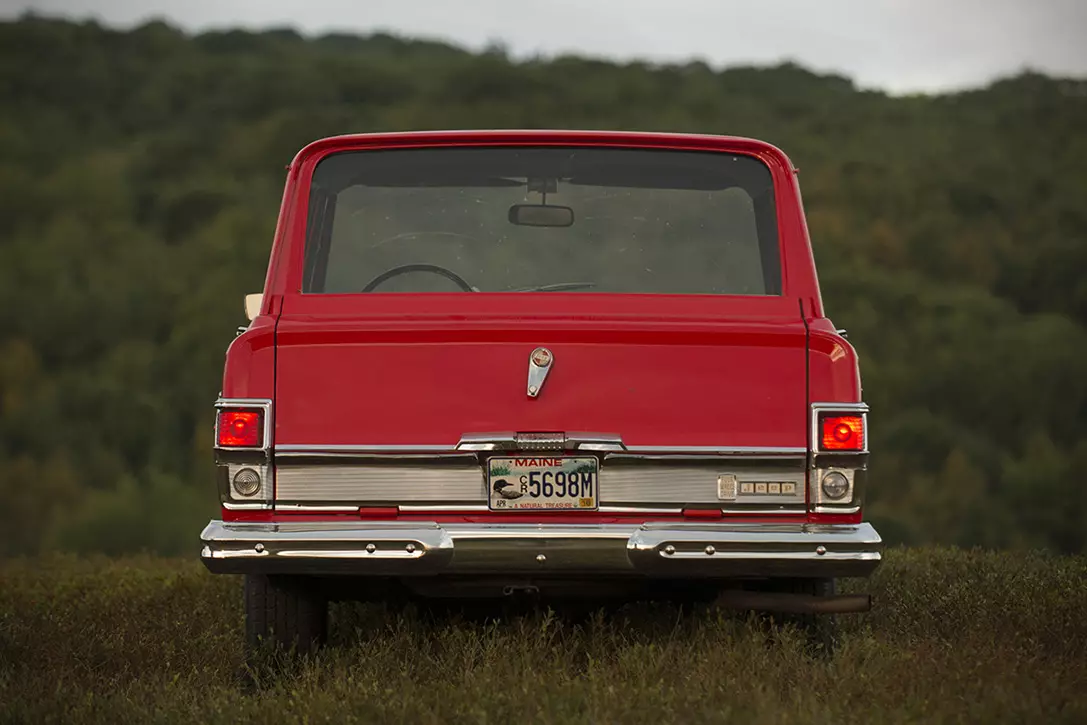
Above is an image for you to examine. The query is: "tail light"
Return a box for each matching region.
[819,414,865,451]
[217,409,265,448]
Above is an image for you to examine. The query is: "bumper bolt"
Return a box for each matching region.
[365,543,376,554]
[663,545,675,556]
[816,545,827,556]
[406,543,416,553]
[255,543,265,553]
[705,545,716,555]
[536,553,547,563]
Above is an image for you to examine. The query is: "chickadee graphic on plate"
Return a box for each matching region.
[493,480,523,499]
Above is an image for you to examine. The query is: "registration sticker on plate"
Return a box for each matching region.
[488,457,598,511]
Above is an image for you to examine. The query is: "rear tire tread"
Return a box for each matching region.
[245,574,327,656]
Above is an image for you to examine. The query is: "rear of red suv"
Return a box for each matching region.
[201,130,881,655]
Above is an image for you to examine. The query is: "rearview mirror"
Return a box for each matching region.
[508,204,574,228]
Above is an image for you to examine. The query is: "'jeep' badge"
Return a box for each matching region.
[527,347,553,398]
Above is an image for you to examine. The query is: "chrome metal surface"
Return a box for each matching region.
[200,521,883,578]
[513,432,564,450]
[219,462,272,506]
[810,402,869,454]
[455,432,516,451]
[600,466,805,507]
[597,506,684,514]
[272,461,810,510]
[274,441,806,457]
[455,432,624,452]
[275,445,460,456]
[214,398,273,452]
[527,347,553,398]
[274,463,484,502]
[627,522,882,577]
[809,467,857,511]
[274,503,360,512]
[221,501,273,511]
[565,433,625,452]
[396,504,491,513]
[620,447,807,457]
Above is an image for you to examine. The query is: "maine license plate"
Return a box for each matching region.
[488,457,598,511]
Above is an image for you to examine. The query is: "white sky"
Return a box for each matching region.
[4,0,1087,93]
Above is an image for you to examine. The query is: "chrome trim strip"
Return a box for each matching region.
[457,432,626,452]
[214,398,273,452]
[566,432,625,451]
[621,446,807,457]
[598,506,684,514]
[274,504,360,512]
[221,501,273,511]
[274,463,484,502]
[456,432,516,451]
[601,466,805,505]
[276,444,455,454]
[200,521,883,578]
[813,505,862,515]
[397,504,491,512]
[273,443,804,457]
[810,402,869,454]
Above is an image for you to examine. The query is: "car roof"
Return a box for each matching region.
[289,130,793,170]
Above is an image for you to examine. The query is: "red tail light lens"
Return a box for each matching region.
[820,414,864,451]
[217,409,264,447]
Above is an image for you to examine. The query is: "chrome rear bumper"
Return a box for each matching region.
[200,520,882,578]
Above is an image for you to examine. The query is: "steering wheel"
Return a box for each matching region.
[361,263,476,293]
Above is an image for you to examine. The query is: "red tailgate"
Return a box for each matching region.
[273,294,806,449]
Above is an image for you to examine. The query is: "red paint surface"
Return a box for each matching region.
[274,301,808,447]
[220,130,869,525]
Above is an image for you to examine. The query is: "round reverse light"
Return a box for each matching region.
[232,468,261,497]
[820,471,850,500]
[531,347,553,367]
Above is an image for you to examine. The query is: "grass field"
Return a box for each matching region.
[1,548,1085,724]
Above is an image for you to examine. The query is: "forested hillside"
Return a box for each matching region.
[1,17,1084,555]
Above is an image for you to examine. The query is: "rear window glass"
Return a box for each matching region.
[303,146,781,294]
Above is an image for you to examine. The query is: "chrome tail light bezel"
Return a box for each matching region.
[809,402,869,514]
[214,398,273,510]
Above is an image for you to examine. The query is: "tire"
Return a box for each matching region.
[244,574,328,656]
[763,577,838,656]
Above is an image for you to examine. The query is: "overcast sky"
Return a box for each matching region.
[5,0,1087,93]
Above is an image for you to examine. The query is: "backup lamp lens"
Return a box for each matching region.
[217,409,263,447]
[820,471,850,500]
[231,468,262,497]
[820,414,864,451]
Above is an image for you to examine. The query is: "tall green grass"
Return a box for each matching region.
[1,548,1084,724]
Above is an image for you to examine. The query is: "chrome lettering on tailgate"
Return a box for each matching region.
[488,456,597,510]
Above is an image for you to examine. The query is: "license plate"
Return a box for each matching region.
[487,456,598,511]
